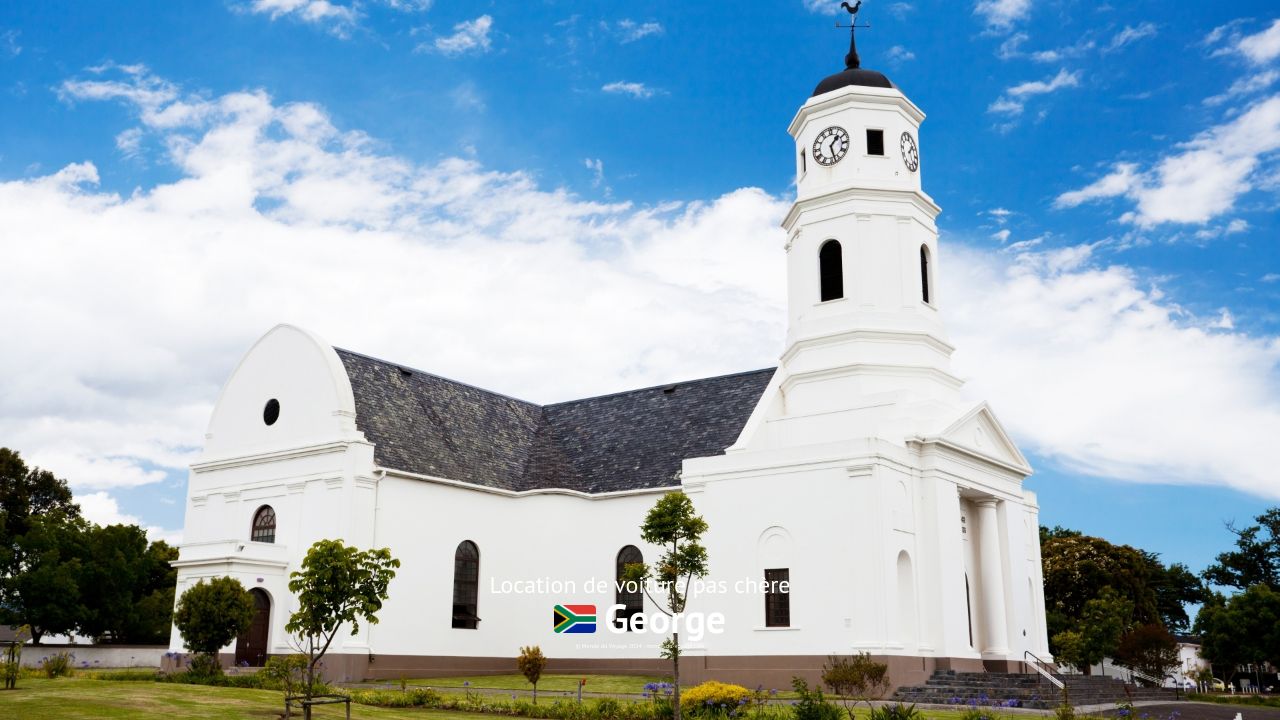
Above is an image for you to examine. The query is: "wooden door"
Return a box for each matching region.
[235,589,270,667]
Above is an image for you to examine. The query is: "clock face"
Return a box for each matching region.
[900,131,919,172]
[812,126,850,167]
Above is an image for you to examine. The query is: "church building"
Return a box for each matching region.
[169,46,1052,688]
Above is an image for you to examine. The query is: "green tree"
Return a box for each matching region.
[1203,508,1280,591]
[285,539,399,716]
[1051,587,1133,675]
[622,491,709,720]
[78,525,178,643]
[173,577,256,675]
[8,515,87,643]
[1195,585,1280,682]
[0,449,81,634]
[1041,532,1157,643]
[517,645,547,703]
[1141,555,1205,633]
[1115,623,1180,682]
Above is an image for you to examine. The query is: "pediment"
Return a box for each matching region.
[929,402,1032,476]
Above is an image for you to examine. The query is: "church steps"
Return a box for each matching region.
[892,671,1182,709]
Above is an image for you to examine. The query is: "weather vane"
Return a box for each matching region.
[835,0,870,70]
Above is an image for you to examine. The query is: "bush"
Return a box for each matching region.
[261,653,313,695]
[792,678,844,720]
[518,646,549,703]
[39,652,73,678]
[172,577,255,678]
[348,687,442,707]
[960,708,1000,720]
[869,704,919,720]
[596,697,624,719]
[76,668,159,682]
[682,681,753,716]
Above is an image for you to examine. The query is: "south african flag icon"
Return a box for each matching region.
[553,604,597,634]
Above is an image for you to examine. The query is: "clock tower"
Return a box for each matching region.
[728,63,959,452]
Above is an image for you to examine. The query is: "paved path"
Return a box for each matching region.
[1084,702,1280,720]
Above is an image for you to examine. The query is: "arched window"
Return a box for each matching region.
[819,240,844,301]
[615,546,644,631]
[452,540,480,629]
[251,506,276,544]
[920,244,932,304]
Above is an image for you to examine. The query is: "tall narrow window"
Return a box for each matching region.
[965,574,974,648]
[799,149,807,174]
[866,129,885,156]
[615,546,645,631]
[452,541,480,629]
[764,568,791,627]
[818,240,844,302]
[251,506,276,543]
[920,244,932,304]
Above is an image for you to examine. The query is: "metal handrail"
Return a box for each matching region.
[1109,661,1164,687]
[1024,650,1065,689]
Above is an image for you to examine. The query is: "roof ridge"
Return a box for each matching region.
[543,367,777,408]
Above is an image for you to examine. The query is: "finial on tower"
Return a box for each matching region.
[840,1,864,69]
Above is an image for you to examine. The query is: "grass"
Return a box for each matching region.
[405,674,671,695]
[0,676,997,720]
[0,677,485,720]
[1186,692,1280,709]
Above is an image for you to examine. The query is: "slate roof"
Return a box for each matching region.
[336,348,774,494]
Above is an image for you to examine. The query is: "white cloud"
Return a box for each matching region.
[1262,273,1280,283]
[450,81,485,111]
[115,128,145,158]
[77,491,182,545]
[602,81,658,99]
[802,0,831,12]
[425,14,493,56]
[886,3,914,20]
[615,19,663,43]
[7,63,1280,551]
[245,0,359,36]
[886,46,916,64]
[585,157,605,188]
[1056,95,1280,226]
[1237,19,1280,65]
[1104,23,1158,53]
[1204,70,1279,106]
[2,29,19,57]
[988,69,1081,117]
[946,244,1280,499]
[992,229,1011,242]
[974,0,1031,31]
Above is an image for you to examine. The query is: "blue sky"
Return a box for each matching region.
[1,1,1278,578]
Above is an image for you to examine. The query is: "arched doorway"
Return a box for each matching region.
[235,588,270,667]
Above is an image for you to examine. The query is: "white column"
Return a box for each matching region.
[975,498,1009,655]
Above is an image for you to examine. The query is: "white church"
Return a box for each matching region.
[169,49,1052,688]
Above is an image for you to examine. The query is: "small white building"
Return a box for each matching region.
[170,59,1052,687]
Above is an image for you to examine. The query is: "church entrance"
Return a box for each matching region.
[235,589,271,667]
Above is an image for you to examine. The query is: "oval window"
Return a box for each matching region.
[263,399,280,426]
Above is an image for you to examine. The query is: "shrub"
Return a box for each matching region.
[76,669,159,682]
[869,704,919,720]
[518,645,549,703]
[39,652,72,678]
[792,678,843,720]
[960,708,999,720]
[596,697,624,719]
[682,681,753,716]
[172,577,255,678]
[261,653,311,696]
[186,652,223,680]
[348,688,442,707]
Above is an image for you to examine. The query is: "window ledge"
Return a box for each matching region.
[753,626,802,631]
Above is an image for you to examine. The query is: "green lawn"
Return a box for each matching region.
[406,674,670,695]
[0,678,480,720]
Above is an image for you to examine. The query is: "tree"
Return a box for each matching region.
[623,491,709,720]
[1141,554,1205,633]
[1203,508,1280,591]
[1051,587,1133,675]
[0,449,81,633]
[1041,532,1157,642]
[173,577,256,675]
[1115,623,1180,682]
[1195,585,1280,682]
[76,524,179,643]
[285,539,399,716]
[517,645,547,703]
[8,515,87,643]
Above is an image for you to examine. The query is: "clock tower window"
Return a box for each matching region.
[819,240,844,302]
[866,129,885,156]
[920,244,932,304]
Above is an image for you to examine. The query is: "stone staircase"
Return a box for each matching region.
[892,671,1182,709]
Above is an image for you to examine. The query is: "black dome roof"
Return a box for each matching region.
[812,68,895,97]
